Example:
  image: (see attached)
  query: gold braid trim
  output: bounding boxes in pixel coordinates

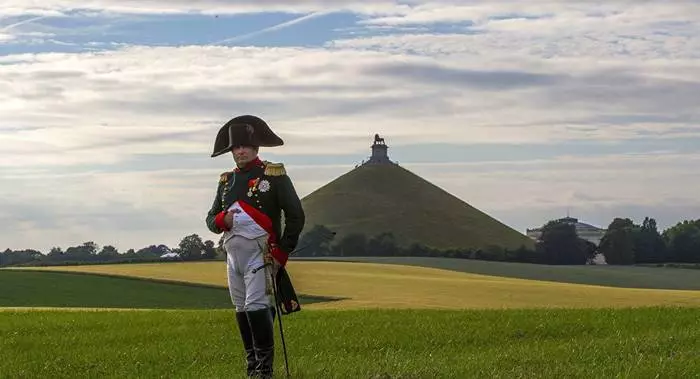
[263,161,286,176]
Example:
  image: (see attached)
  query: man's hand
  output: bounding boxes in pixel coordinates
[224,208,241,229]
[224,212,233,229]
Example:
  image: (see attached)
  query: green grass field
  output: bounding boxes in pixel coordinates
[0,269,330,309]
[296,256,700,290]
[3,260,700,378]
[2,307,699,378]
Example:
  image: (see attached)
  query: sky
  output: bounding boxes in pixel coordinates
[1,1,699,253]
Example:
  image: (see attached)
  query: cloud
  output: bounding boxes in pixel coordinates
[331,1,700,66]
[362,61,562,90]
[362,1,700,26]
[540,72,700,114]
[2,1,699,252]
[1,42,698,173]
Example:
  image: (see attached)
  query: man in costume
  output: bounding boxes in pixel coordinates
[206,115,305,378]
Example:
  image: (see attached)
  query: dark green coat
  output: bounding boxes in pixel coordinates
[205,159,305,255]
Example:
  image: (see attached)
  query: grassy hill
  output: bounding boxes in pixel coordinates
[300,163,534,251]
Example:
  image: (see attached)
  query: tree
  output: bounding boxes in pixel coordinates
[404,242,429,257]
[0,249,43,266]
[297,225,335,257]
[367,232,399,256]
[47,247,64,258]
[331,233,367,256]
[578,239,598,264]
[135,244,170,259]
[178,234,206,261]
[475,245,506,261]
[65,241,99,260]
[98,245,120,259]
[634,217,666,263]
[509,244,543,264]
[203,240,217,259]
[663,220,700,263]
[599,218,637,265]
[536,220,588,264]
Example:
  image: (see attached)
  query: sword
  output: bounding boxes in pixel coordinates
[252,230,337,377]
[268,265,291,378]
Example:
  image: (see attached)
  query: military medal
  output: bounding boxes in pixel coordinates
[258,179,271,192]
[247,178,260,197]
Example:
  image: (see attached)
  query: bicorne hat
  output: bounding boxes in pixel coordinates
[211,115,284,157]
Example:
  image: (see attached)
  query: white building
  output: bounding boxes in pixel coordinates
[526,216,608,264]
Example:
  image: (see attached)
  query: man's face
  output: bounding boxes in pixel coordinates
[232,145,259,167]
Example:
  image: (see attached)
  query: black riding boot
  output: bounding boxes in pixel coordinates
[247,307,275,379]
[235,311,257,377]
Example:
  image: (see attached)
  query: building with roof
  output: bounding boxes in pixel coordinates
[527,216,607,245]
[526,216,608,264]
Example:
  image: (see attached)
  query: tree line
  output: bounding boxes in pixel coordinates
[296,216,700,266]
[535,216,699,265]
[0,234,223,267]
[2,216,699,268]
[597,217,699,265]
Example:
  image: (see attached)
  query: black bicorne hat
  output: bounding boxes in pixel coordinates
[211,115,284,157]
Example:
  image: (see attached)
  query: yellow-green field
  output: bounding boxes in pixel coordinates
[20,261,700,309]
[4,261,700,377]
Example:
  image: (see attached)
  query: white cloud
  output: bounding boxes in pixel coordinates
[363,1,700,26]
[335,3,700,62]
[360,3,526,25]
[2,1,699,252]
[1,42,698,177]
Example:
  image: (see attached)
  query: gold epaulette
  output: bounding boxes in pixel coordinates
[219,171,231,183]
[263,161,286,176]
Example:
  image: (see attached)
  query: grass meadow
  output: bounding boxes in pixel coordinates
[2,260,700,378]
[2,307,699,378]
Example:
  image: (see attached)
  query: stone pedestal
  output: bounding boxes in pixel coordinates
[363,134,395,165]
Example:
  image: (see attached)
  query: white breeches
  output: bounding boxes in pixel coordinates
[225,234,273,312]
